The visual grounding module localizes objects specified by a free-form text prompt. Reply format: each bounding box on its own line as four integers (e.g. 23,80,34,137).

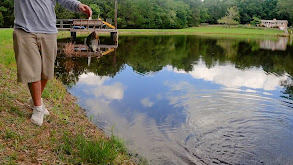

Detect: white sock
34,105,42,111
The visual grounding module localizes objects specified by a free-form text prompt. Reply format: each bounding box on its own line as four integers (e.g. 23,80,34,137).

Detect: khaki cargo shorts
13,29,57,84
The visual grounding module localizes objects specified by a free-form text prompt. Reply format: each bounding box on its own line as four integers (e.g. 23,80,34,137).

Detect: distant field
118,25,283,36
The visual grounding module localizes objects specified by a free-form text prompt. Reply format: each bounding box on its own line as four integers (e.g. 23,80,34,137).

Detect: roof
260,19,288,23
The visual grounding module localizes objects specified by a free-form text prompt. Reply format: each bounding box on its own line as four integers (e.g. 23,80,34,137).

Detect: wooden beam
68,29,118,32
58,43,118,50
115,0,118,30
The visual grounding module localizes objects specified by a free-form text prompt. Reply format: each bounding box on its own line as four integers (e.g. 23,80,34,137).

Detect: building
260,37,289,51
260,19,288,30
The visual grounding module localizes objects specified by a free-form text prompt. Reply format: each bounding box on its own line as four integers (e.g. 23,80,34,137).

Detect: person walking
13,0,92,126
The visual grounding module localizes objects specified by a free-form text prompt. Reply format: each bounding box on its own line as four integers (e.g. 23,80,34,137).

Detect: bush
250,17,261,26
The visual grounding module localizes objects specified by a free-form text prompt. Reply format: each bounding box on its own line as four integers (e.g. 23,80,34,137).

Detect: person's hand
78,3,92,18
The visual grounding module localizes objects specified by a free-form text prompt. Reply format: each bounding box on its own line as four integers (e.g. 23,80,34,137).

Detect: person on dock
13,0,92,126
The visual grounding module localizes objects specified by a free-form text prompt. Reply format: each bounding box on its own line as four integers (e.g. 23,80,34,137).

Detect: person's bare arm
78,3,92,18
57,0,92,18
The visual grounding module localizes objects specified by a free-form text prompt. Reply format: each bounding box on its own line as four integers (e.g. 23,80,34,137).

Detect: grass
0,28,135,164
118,25,284,37
57,132,127,164
56,25,285,40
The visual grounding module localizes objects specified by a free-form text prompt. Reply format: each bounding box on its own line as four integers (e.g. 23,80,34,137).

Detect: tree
0,12,4,27
200,8,210,23
55,4,75,19
89,4,101,19
277,0,293,25
262,0,278,20
0,0,14,28
218,6,240,26
202,0,227,24
236,0,263,24
250,17,261,26
1,0,291,28
183,0,201,27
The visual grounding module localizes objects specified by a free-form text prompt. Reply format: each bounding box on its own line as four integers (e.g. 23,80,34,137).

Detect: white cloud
78,73,125,100
245,89,257,93
263,92,273,96
141,98,154,107
94,82,124,100
170,60,288,91
78,73,109,86
156,94,163,100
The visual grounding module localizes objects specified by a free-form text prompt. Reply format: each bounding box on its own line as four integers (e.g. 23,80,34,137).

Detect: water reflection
172,61,288,91
56,36,293,164
260,37,289,51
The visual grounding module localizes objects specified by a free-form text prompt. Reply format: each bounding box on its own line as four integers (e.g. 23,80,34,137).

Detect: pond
55,35,293,165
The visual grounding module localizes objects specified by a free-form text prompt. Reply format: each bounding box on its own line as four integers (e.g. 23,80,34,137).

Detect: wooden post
70,32,76,43
110,32,114,41
115,0,117,30
110,32,118,42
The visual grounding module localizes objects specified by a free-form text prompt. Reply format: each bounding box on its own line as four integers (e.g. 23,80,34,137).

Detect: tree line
0,0,292,28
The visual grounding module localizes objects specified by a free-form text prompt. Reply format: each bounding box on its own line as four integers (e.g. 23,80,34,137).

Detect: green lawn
60,25,284,39
118,25,284,36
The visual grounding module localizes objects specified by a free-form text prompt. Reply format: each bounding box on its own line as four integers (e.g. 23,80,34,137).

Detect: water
55,35,293,165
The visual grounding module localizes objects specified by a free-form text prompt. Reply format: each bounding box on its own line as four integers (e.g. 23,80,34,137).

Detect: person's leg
28,81,42,106
41,79,48,94
28,79,50,115
13,30,45,126
40,79,50,116
28,80,44,126
40,33,57,95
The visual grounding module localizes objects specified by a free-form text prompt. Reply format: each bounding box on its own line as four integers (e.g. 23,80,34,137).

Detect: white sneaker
31,106,44,126
28,98,50,116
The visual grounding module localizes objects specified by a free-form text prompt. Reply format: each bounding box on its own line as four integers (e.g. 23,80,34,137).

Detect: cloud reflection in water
71,60,293,164
168,59,288,91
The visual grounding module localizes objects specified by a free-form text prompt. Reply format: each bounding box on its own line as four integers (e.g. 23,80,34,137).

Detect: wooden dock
57,42,117,66
56,19,117,32
57,43,117,58
56,0,118,41
56,19,118,42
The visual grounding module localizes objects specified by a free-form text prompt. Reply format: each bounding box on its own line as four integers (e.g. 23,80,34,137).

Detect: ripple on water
158,88,293,164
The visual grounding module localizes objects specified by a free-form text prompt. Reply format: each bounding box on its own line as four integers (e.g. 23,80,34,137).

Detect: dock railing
56,19,117,33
